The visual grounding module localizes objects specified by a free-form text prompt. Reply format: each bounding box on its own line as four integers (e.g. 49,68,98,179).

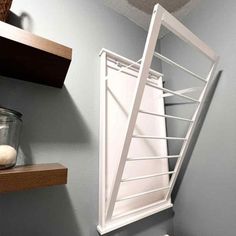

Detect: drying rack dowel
121,171,175,182
132,135,187,141
127,155,180,161
146,81,200,103
116,186,170,202
139,110,194,122
153,52,207,83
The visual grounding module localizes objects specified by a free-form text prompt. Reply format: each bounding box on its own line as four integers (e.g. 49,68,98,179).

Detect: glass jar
0,107,22,169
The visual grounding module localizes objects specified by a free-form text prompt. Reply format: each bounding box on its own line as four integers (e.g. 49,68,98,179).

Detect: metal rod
106,65,161,81
127,155,180,161
107,65,141,79
139,109,193,122
121,171,175,182
146,82,200,103
103,49,163,78
132,135,187,141
112,199,168,220
106,57,163,79
116,186,170,202
153,52,207,83
117,58,142,72
158,87,202,98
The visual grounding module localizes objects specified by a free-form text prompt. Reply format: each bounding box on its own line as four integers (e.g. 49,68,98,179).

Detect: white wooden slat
105,5,165,221
98,51,108,228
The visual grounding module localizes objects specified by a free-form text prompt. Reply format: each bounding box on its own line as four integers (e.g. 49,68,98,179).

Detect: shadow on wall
7,11,33,32
0,186,81,235
171,70,223,202
0,77,90,235
0,76,91,165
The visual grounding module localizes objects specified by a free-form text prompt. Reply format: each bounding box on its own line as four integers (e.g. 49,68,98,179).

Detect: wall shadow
171,71,222,202
7,11,33,32
0,186,81,235
0,76,91,165
0,77,90,235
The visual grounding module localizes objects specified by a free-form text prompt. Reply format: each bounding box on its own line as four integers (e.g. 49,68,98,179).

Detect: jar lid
0,107,22,120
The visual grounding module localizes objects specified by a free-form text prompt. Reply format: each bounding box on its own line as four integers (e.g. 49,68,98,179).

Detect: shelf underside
0,21,72,88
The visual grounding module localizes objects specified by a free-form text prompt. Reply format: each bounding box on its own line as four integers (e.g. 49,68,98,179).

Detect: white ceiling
102,0,201,36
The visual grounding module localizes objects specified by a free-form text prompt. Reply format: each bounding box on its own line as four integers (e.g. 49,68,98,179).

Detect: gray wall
160,0,236,235
0,0,173,235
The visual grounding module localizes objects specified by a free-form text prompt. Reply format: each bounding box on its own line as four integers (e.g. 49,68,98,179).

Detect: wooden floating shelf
0,21,72,88
0,163,67,193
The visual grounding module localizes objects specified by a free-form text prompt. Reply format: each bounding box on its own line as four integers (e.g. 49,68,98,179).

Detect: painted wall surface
0,0,173,235
160,0,236,235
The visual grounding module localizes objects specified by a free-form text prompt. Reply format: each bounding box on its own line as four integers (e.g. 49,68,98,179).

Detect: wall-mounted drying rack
98,4,219,234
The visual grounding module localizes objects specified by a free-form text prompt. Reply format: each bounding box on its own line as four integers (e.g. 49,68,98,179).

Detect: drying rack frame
98,4,219,234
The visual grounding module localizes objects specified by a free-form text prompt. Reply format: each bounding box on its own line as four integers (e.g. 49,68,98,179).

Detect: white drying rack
98,4,219,235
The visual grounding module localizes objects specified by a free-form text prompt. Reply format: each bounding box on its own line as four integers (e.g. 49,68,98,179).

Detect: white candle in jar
0,145,17,165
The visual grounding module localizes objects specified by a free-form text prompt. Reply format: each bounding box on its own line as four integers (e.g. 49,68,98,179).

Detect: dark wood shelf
0,163,67,193
0,21,72,88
